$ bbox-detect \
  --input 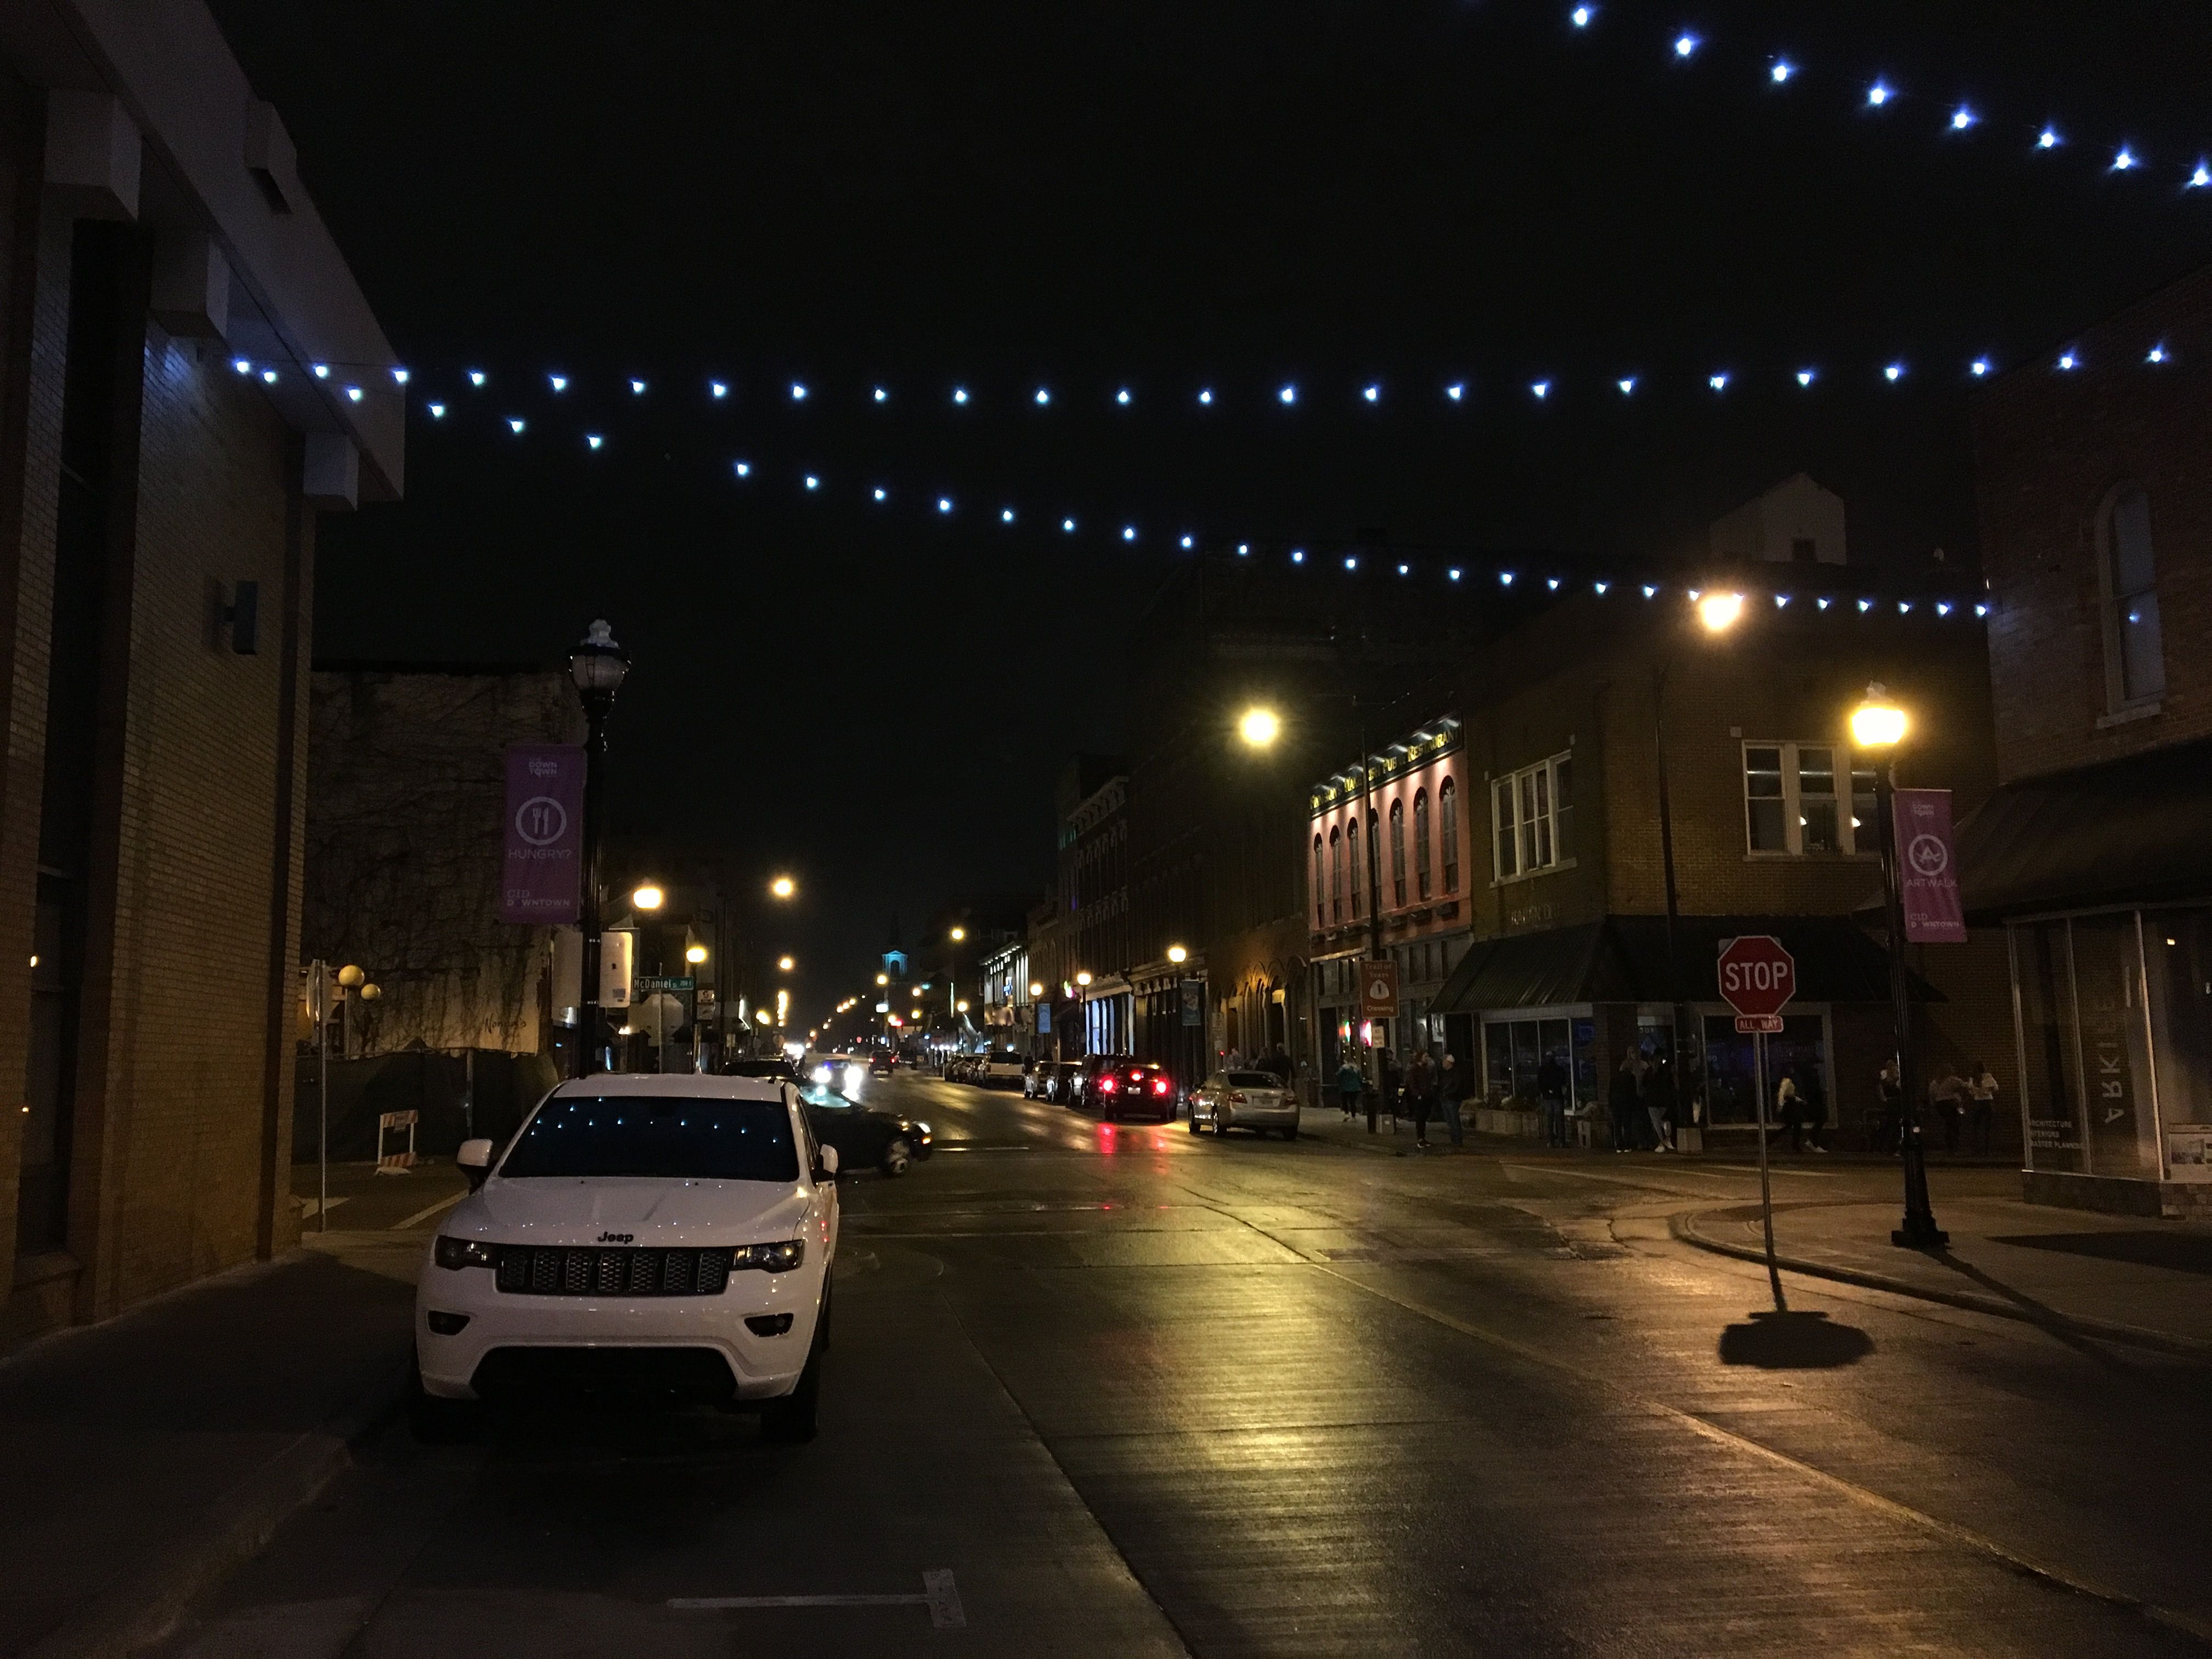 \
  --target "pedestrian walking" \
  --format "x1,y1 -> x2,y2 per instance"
1646,1056 -> 1678,1152
1610,1049 -> 1645,1152
1967,1062 -> 1999,1154
1406,1048 -> 1438,1148
1773,1065 -> 1802,1153
1336,1055 -> 1365,1121
1537,1052 -> 1570,1148
1437,1052 -> 1467,1148
1378,1047 -> 1403,1133
1875,1057 -> 1904,1155
1929,1063 -> 1968,1153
